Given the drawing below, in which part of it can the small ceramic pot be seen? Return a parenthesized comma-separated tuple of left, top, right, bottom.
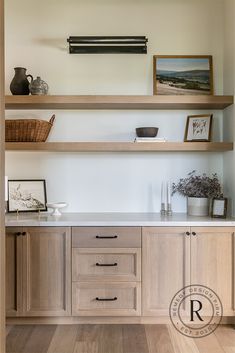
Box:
(29, 76, 49, 95)
(187, 197, 209, 216)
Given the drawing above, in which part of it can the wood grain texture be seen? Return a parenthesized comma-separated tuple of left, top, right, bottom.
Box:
(194, 333, 226, 353)
(76, 325, 123, 353)
(190, 227, 235, 316)
(5, 142, 234, 152)
(6, 325, 35, 353)
(0, 0, 5, 350)
(21, 325, 56, 353)
(72, 248, 141, 282)
(72, 227, 141, 248)
(145, 324, 175, 353)
(123, 325, 149, 353)
(167, 325, 200, 353)
(5, 326, 13, 337)
(215, 325, 235, 353)
(6, 324, 235, 353)
(22, 227, 71, 316)
(6, 228, 23, 317)
(47, 325, 78, 353)
(142, 227, 190, 316)
(5, 95, 234, 110)
(72, 282, 141, 316)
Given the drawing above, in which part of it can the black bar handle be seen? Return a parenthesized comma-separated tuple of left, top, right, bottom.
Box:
(96, 235, 118, 239)
(96, 263, 118, 267)
(96, 297, 117, 301)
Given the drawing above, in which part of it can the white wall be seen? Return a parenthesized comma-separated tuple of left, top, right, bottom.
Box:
(223, 0, 235, 215)
(5, 0, 225, 213)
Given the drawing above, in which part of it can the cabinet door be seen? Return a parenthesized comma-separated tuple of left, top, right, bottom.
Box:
(142, 227, 190, 316)
(22, 227, 71, 316)
(6, 228, 23, 317)
(191, 227, 235, 316)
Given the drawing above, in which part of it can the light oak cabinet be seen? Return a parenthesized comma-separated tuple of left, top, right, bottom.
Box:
(142, 227, 190, 316)
(143, 226, 235, 317)
(190, 227, 235, 316)
(6, 228, 23, 316)
(6, 227, 71, 317)
(72, 226, 141, 316)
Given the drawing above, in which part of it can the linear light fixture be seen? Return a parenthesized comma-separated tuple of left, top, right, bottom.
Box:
(67, 36, 148, 54)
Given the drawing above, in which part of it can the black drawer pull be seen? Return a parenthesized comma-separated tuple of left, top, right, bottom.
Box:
(96, 235, 118, 239)
(96, 297, 117, 301)
(96, 263, 118, 267)
(15, 232, 21, 236)
(22, 232, 26, 236)
(185, 232, 190, 236)
(192, 232, 197, 236)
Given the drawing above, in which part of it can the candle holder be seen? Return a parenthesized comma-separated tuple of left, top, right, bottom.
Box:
(161, 203, 167, 216)
(167, 203, 173, 216)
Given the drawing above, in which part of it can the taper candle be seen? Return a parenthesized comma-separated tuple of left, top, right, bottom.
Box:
(167, 181, 171, 205)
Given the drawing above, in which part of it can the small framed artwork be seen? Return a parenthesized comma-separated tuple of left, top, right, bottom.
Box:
(184, 114, 213, 142)
(153, 55, 213, 95)
(211, 198, 228, 219)
(8, 179, 47, 213)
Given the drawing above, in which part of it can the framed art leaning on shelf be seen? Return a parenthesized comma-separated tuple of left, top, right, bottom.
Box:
(153, 55, 214, 95)
(184, 114, 213, 142)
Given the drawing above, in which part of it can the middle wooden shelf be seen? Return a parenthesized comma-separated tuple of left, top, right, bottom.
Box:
(5, 142, 233, 152)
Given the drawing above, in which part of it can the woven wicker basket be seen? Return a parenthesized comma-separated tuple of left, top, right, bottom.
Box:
(5, 115, 55, 142)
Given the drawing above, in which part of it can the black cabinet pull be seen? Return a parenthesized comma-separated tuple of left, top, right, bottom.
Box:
(96, 235, 118, 239)
(192, 232, 197, 236)
(96, 297, 117, 301)
(186, 232, 190, 236)
(96, 263, 118, 267)
(15, 232, 21, 236)
(22, 232, 26, 236)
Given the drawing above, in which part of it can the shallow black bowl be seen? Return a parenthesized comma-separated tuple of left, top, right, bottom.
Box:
(136, 127, 159, 138)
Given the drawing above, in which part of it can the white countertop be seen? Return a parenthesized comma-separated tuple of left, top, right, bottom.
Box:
(5, 212, 235, 227)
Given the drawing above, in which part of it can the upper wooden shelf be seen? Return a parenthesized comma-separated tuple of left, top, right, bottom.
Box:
(5, 95, 234, 110)
(5, 142, 233, 152)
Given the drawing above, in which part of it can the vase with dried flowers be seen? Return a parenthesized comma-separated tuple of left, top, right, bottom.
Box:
(172, 171, 223, 216)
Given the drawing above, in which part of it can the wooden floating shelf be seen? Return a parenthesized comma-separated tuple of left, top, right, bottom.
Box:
(5, 95, 234, 110)
(5, 142, 233, 152)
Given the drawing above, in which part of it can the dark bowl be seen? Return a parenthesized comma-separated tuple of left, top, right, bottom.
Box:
(136, 127, 159, 138)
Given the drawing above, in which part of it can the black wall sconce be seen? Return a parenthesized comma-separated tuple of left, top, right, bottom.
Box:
(67, 36, 148, 54)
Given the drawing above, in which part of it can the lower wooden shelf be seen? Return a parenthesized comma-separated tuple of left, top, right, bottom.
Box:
(5, 142, 233, 152)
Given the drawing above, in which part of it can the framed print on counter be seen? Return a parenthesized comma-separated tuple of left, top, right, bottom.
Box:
(8, 179, 47, 213)
(211, 198, 228, 219)
(153, 55, 213, 95)
(184, 114, 213, 142)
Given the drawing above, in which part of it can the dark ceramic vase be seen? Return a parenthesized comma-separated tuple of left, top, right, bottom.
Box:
(10, 67, 33, 95)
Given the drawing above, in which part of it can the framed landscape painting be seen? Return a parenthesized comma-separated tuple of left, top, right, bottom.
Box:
(153, 55, 213, 95)
(8, 179, 47, 212)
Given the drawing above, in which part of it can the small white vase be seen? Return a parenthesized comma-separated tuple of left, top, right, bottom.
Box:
(187, 197, 209, 216)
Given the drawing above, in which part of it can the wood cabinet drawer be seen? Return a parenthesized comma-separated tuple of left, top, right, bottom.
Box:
(72, 248, 141, 282)
(72, 227, 141, 248)
(72, 282, 141, 316)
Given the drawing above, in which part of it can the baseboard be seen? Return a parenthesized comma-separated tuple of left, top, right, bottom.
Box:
(6, 316, 235, 325)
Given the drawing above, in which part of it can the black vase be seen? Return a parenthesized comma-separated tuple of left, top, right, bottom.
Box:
(10, 67, 33, 95)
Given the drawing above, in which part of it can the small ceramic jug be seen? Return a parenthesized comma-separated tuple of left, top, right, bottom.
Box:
(29, 76, 49, 95)
(10, 67, 33, 95)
